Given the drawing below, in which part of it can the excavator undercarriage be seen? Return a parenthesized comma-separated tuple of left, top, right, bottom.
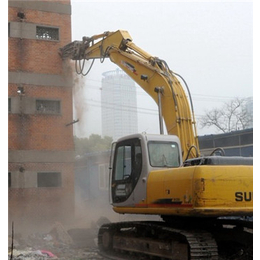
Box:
(98, 218, 252, 260)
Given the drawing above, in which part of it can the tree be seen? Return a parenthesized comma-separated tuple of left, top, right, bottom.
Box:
(74, 134, 113, 156)
(199, 98, 253, 133)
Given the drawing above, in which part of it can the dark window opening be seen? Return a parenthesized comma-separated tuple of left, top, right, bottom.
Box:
(8, 98, 11, 112)
(8, 23, 10, 37)
(36, 26, 59, 41)
(112, 138, 142, 203)
(36, 99, 61, 114)
(37, 172, 61, 187)
(8, 172, 11, 188)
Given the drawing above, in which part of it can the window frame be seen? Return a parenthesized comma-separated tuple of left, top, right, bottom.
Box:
(99, 164, 109, 190)
(36, 99, 61, 115)
(111, 138, 142, 203)
(8, 172, 11, 188)
(8, 98, 11, 113)
(36, 25, 59, 41)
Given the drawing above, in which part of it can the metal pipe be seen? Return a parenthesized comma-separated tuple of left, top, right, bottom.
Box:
(65, 119, 79, 126)
(154, 87, 164, 135)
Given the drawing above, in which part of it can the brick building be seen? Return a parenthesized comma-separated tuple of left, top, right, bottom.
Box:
(8, 0, 75, 233)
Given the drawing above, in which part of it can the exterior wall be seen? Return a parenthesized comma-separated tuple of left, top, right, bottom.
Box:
(8, 0, 75, 234)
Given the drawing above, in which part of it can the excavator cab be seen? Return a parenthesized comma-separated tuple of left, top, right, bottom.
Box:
(109, 133, 182, 206)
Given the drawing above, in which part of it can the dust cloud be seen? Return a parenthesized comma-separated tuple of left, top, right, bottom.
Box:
(8, 61, 159, 259)
(72, 71, 88, 138)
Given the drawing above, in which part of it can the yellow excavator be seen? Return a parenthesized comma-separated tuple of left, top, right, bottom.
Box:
(60, 30, 253, 259)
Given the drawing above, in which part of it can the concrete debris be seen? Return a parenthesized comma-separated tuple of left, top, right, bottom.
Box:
(49, 222, 74, 246)
(8, 218, 111, 260)
(67, 216, 111, 248)
(8, 249, 57, 260)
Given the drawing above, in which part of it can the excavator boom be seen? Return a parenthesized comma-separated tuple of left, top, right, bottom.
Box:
(60, 30, 199, 160)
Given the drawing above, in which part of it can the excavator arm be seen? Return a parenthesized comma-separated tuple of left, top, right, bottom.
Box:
(60, 30, 199, 160)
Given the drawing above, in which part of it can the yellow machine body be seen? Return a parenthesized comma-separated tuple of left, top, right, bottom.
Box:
(113, 165, 253, 217)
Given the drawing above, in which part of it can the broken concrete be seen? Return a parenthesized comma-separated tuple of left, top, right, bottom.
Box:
(8, 218, 111, 260)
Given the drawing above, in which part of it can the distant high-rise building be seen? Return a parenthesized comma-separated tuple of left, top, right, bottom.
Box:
(101, 69, 138, 140)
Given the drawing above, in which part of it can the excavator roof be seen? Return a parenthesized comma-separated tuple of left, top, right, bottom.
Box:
(114, 133, 181, 144)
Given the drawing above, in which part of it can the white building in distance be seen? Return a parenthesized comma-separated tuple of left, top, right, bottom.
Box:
(101, 69, 138, 140)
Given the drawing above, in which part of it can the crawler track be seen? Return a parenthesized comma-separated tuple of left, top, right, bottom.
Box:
(98, 221, 218, 259)
(98, 219, 253, 260)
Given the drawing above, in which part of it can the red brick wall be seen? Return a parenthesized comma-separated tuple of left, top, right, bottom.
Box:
(8, 84, 74, 151)
(8, 1, 73, 151)
(8, 162, 75, 232)
(8, 38, 68, 74)
(8, 0, 75, 233)
(8, 5, 71, 74)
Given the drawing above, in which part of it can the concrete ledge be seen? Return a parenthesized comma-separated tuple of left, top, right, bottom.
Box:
(9, 71, 73, 87)
(9, 21, 36, 39)
(8, 1, 71, 15)
(9, 150, 75, 163)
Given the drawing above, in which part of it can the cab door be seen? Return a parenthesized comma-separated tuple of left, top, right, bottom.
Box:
(111, 138, 142, 205)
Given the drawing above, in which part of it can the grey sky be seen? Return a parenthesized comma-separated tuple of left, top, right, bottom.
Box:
(70, 1, 253, 138)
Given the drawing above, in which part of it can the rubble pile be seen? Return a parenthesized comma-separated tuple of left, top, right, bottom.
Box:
(8, 220, 110, 260)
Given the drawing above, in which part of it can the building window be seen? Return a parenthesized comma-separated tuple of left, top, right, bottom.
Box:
(8, 23, 10, 37)
(8, 98, 11, 112)
(36, 26, 59, 41)
(36, 99, 61, 114)
(99, 164, 109, 190)
(8, 172, 11, 188)
(37, 172, 61, 187)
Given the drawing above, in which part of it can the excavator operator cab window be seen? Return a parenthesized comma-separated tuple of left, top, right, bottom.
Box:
(148, 141, 180, 167)
(112, 138, 142, 203)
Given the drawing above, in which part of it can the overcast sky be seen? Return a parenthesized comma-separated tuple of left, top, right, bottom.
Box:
(70, 0, 253, 138)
